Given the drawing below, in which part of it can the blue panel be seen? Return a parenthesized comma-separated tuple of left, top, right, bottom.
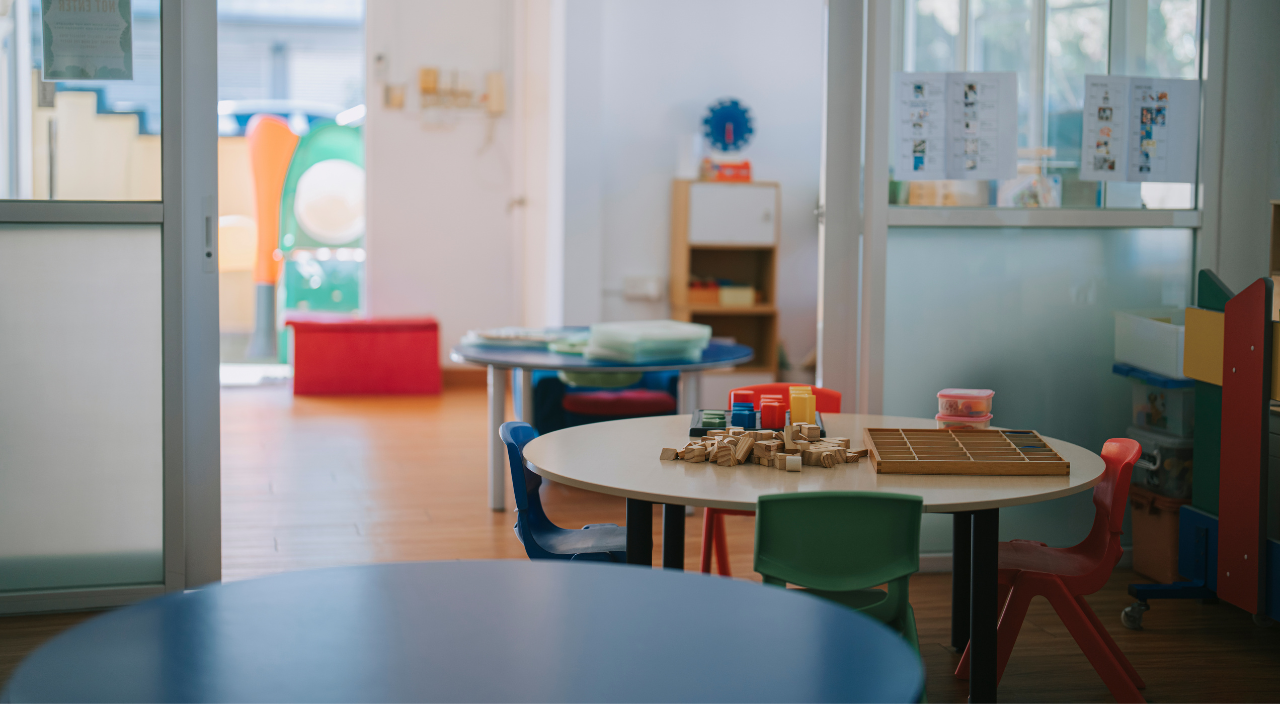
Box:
(1178, 505, 1219, 589)
(885, 227, 1194, 551)
(1269, 538, 1280, 619)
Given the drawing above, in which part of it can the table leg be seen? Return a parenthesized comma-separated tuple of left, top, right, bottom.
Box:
(515, 368, 535, 425)
(626, 499, 654, 566)
(951, 511, 972, 652)
(969, 508, 999, 703)
(679, 371, 702, 414)
(487, 365, 507, 512)
(662, 504, 686, 570)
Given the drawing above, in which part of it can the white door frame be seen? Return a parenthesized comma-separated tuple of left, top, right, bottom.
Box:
(0, 0, 219, 614)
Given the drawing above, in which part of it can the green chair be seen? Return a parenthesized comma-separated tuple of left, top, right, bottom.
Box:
(754, 491, 924, 654)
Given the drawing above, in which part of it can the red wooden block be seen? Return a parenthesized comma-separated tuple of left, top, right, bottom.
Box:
(1217, 278, 1271, 614)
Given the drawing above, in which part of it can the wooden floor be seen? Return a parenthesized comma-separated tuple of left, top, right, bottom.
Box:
(3, 384, 1279, 701)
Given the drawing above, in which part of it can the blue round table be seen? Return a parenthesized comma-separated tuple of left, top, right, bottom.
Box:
(3, 561, 924, 703)
(449, 340, 754, 516)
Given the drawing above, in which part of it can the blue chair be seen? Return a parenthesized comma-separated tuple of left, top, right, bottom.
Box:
(500, 421, 627, 562)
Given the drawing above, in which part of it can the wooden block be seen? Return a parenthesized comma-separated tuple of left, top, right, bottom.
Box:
(833, 447, 847, 463)
(725, 436, 740, 446)
(820, 451, 837, 468)
(707, 429, 727, 437)
(804, 425, 821, 440)
(827, 437, 850, 449)
(785, 455, 802, 472)
(795, 440, 811, 452)
(848, 448, 868, 462)
(782, 424, 798, 451)
(660, 448, 678, 461)
(729, 427, 744, 436)
(734, 436, 756, 462)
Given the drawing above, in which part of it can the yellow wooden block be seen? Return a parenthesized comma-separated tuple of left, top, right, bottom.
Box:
(1182, 307, 1223, 386)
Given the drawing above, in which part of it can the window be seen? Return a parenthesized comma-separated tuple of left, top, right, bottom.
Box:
(894, 0, 1201, 209)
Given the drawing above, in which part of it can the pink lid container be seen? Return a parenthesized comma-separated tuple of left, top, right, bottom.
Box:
(937, 388, 994, 417)
(936, 413, 993, 430)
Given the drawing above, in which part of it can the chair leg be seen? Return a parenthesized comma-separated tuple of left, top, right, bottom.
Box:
(955, 582, 1013, 680)
(699, 508, 715, 574)
(1043, 581, 1146, 703)
(713, 511, 732, 576)
(1077, 594, 1146, 690)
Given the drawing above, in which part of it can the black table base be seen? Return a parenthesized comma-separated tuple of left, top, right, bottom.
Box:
(625, 499, 687, 570)
(953, 509, 1000, 703)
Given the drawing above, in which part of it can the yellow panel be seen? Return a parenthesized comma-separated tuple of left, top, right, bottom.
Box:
(1273, 323, 1280, 402)
(1183, 307, 1223, 386)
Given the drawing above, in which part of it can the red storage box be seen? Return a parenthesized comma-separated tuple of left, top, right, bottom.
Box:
(286, 315, 441, 395)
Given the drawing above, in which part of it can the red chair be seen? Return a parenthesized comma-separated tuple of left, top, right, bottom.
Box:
(955, 438, 1146, 703)
(699, 384, 842, 576)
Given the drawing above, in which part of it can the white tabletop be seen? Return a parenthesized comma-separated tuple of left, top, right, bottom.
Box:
(522, 414, 1106, 513)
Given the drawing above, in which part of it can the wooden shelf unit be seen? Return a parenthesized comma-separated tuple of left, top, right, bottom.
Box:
(670, 180, 780, 377)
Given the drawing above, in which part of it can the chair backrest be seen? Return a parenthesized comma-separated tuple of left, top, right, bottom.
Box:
(499, 421, 544, 515)
(1095, 438, 1141, 535)
(727, 383, 842, 413)
(755, 491, 923, 592)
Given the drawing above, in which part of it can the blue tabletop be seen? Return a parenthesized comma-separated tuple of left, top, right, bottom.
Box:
(4, 561, 923, 703)
(450, 341, 754, 372)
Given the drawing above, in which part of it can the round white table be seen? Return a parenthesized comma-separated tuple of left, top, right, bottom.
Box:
(521, 412, 1108, 703)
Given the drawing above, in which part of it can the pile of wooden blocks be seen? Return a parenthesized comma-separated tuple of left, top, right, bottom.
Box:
(659, 422, 868, 472)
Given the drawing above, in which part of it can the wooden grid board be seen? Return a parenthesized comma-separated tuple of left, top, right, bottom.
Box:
(863, 428, 1070, 475)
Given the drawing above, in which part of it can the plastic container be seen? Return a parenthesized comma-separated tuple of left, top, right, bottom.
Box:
(1114, 307, 1186, 378)
(1112, 363, 1195, 438)
(1127, 425, 1194, 499)
(584, 320, 711, 363)
(1129, 484, 1190, 584)
(937, 388, 994, 417)
(936, 413, 992, 430)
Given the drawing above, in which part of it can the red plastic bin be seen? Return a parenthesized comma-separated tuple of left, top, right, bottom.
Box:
(286, 315, 441, 396)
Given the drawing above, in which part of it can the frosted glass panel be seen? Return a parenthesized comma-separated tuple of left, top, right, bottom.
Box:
(884, 226, 1193, 552)
(0, 224, 163, 592)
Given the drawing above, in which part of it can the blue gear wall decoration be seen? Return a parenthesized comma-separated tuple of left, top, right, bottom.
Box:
(702, 98, 754, 152)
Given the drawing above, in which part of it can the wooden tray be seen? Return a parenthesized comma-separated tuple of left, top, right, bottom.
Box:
(863, 428, 1070, 475)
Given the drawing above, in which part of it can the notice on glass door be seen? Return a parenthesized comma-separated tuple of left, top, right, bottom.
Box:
(894, 72, 1017, 181)
(1079, 75, 1199, 183)
(944, 72, 1018, 180)
(41, 0, 133, 81)
(894, 73, 948, 180)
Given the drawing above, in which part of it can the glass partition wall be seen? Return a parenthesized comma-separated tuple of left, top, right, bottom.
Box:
(894, 0, 1201, 209)
(0, 0, 217, 613)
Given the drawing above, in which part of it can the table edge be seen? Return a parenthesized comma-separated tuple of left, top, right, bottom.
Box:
(449, 347, 755, 373)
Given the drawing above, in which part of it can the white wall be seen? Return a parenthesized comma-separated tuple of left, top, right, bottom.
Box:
(365, 0, 520, 364)
(563, 0, 826, 362)
(1211, 0, 1280, 292)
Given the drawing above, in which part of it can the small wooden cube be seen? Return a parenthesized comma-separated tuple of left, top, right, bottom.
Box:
(707, 429, 727, 437)
(804, 425, 821, 440)
(795, 440, 811, 452)
(827, 437, 851, 449)
(785, 455, 802, 472)
(820, 451, 837, 468)
(660, 448, 678, 461)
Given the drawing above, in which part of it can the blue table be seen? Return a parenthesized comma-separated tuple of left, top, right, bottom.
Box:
(450, 341, 754, 513)
(3, 561, 924, 704)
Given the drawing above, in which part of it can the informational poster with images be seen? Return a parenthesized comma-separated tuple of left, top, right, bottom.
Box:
(42, 0, 133, 81)
(1079, 75, 1199, 183)
(894, 72, 1017, 181)
(944, 72, 1018, 180)
(894, 73, 948, 180)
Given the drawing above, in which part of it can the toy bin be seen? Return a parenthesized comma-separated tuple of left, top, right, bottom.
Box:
(1113, 363, 1195, 437)
(936, 413, 992, 430)
(286, 315, 441, 395)
(1126, 425, 1193, 499)
(937, 388, 994, 417)
(1129, 484, 1190, 584)
(1114, 307, 1186, 378)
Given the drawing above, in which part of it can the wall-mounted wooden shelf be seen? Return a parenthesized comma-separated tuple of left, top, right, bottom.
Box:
(670, 180, 780, 379)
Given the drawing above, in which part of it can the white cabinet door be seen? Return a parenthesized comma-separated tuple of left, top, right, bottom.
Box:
(688, 184, 777, 246)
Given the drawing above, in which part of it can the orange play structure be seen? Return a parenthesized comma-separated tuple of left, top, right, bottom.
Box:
(246, 116, 299, 285)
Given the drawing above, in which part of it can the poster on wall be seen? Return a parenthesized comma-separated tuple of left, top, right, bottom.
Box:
(894, 72, 1017, 181)
(1079, 75, 1199, 183)
(41, 0, 133, 81)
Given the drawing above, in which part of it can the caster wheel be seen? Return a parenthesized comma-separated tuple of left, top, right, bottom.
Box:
(1252, 614, 1275, 628)
(1121, 602, 1147, 630)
